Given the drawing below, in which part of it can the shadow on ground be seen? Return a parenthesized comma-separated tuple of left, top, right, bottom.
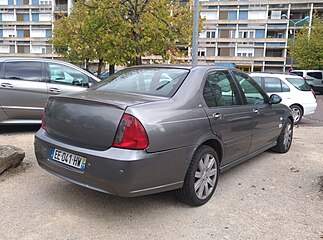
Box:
(0, 125, 40, 134)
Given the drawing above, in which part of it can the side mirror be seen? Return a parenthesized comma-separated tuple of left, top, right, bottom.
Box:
(88, 82, 94, 88)
(269, 94, 282, 104)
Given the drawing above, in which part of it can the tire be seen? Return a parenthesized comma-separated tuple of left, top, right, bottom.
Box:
(290, 105, 303, 124)
(271, 118, 293, 153)
(176, 145, 220, 206)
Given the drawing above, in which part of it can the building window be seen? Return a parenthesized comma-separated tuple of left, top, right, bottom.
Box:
(206, 31, 216, 39)
(238, 30, 255, 39)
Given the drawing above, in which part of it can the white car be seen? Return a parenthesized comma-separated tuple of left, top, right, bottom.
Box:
(249, 73, 317, 124)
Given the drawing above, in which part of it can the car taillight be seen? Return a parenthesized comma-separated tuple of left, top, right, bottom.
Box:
(113, 113, 149, 150)
(310, 88, 316, 98)
(41, 112, 46, 129)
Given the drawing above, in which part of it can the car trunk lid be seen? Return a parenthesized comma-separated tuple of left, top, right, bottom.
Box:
(44, 90, 165, 150)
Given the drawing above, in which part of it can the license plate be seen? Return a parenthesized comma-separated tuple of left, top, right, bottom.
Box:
(50, 148, 87, 170)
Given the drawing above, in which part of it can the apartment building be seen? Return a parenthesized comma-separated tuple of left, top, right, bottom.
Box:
(0, 0, 74, 57)
(198, 0, 323, 72)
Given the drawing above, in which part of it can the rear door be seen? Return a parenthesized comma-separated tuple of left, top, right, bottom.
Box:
(45, 62, 91, 96)
(306, 71, 323, 89)
(232, 71, 282, 153)
(260, 76, 292, 106)
(0, 60, 47, 120)
(202, 70, 253, 166)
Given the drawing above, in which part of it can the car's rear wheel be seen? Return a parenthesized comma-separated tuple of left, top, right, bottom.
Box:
(290, 105, 303, 124)
(176, 145, 219, 206)
(271, 118, 293, 153)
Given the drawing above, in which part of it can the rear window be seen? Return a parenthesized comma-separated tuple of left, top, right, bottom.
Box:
(291, 71, 303, 77)
(93, 68, 189, 97)
(307, 72, 322, 79)
(286, 78, 311, 91)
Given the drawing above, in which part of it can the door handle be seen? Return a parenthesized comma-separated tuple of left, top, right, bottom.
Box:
(253, 108, 259, 114)
(49, 88, 61, 94)
(1, 83, 13, 88)
(212, 113, 222, 119)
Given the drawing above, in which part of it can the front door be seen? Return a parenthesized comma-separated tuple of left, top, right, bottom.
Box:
(232, 71, 282, 153)
(202, 70, 253, 166)
(45, 62, 90, 97)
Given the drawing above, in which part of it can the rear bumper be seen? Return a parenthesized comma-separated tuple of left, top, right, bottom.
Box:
(302, 102, 317, 116)
(34, 129, 194, 197)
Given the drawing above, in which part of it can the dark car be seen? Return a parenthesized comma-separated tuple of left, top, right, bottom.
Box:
(0, 58, 100, 125)
(34, 65, 293, 206)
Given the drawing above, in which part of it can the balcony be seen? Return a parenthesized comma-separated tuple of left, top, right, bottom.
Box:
(54, 4, 67, 12)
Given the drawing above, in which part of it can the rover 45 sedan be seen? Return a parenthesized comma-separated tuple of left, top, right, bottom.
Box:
(35, 66, 293, 206)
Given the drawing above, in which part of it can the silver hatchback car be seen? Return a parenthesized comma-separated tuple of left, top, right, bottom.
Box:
(0, 58, 100, 125)
(35, 66, 293, 206)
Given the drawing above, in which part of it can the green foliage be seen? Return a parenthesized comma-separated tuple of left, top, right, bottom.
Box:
(51, 0, 194, 69)
(289, 13, 323, 69)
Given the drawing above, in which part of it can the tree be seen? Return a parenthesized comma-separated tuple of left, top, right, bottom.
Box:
(51, 0, 194, 72)
(289, 13, 323, 69)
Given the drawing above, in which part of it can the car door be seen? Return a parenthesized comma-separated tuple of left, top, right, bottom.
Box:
(253, 76, 292, 106)
(202, 70, 253, 166)
(45, 62, 91, 96)
(232, 71, 282, 153)
(0, 60, 48, 120)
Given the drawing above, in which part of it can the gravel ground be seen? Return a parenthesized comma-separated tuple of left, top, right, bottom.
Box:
(0, 124, 322, 240)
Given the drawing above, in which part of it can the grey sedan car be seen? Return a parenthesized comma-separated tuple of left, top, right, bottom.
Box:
(35, 66, 293, 206)
(0, 58, 100, 125)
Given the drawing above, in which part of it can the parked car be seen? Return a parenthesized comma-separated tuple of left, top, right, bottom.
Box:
(99, 69, 110, 80)
(290, 70, 323, 94)
(250, 73, 317, 124)
(35, 66, 293, 206)
(0, 58, 100, 125)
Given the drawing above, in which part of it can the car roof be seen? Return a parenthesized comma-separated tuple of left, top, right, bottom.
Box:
(291, 70, 323, 72)
(250, 72, 303, 79)
(126, 64, 239, 71)
(0, 57, 73, 65)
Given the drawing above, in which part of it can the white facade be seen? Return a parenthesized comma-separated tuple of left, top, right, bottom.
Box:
(201, 11, 218, 20)
(248, 11, 267, 20)
(30, 30, 46, 38)
(0, 0, 8, 5)
(39, 13, 51, 21)
(0, 46, 10, 53)
(2, 13, 15, 21)
(3, 29, 15, 37)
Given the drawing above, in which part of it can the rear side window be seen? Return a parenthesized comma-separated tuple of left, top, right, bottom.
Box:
(93, 68, 189, 97)
(48, 63, 89, 87)
(263, 77, 290, 93)
(286, 78, 311, 91)
(251, 76, 262, 86)
(307, 72, 322, 79)
(4, 61, 42, 81)
(291, 71, 303, 77)
(203, 71, 241, 107)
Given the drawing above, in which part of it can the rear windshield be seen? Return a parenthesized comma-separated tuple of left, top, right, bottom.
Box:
(286, 78, 311, 91)
(291, 71, 303, 77)
(92, 68, 189, 97)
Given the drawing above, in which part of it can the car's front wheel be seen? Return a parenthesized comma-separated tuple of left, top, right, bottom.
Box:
(176, 145, 220, 206)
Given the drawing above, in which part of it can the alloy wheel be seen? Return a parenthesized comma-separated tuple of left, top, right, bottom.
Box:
(194, 153, 217, 200)
(291, 107, 301, 123)
(283, 122, 292, 150)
